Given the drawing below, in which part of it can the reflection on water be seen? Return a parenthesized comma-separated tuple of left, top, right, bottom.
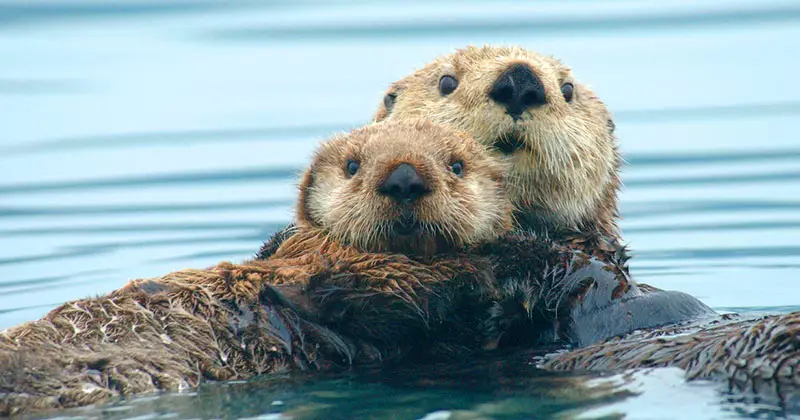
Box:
(48, 353, 759, 420)
(1, 1, 798, 418)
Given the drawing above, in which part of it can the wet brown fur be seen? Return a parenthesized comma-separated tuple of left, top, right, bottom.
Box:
(0, 242, 500, 416)
(543, 311, 800, 402)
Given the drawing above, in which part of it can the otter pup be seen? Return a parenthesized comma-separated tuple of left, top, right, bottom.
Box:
(294, 118, 510, 257)
(0, 120, 511, 416)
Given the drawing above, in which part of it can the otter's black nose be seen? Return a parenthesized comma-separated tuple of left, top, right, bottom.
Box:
(379, 163, 429, 203)
(489, 63, 546, 119)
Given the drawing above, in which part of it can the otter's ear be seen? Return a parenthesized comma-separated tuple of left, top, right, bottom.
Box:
(373, 83, 404, 122)
(607, 118, 616, 134)
(295, 168, 317, 228)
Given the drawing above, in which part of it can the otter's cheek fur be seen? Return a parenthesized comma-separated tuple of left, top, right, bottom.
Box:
(460, 178, 511, 244)
(505, 131, 615, 228)
(325, 189, 387, 250)
(422, 108, 616, 232)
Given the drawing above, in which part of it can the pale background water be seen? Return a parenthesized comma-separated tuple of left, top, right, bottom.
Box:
(1, 1, 799, 418)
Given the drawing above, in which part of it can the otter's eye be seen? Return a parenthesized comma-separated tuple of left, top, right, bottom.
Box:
(383, 92, 397, 112)
(346, 160, 360, 177)
(561, 83, 574, 103)
(450, 161, 464, 177)
(439, 75, 458, 96)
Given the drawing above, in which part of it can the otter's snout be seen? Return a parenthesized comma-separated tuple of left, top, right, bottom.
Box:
(379, 163, 429, 203)
(489, 63, 546, 119)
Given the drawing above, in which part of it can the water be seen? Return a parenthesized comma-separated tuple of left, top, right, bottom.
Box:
(1, 1, 799, 418)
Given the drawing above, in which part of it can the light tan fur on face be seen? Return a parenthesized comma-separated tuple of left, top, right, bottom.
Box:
(375, 45, 621, 236)
(297, 120, 512, 256)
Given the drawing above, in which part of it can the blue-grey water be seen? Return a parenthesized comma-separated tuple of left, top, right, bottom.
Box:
(1, 1, 799, 418)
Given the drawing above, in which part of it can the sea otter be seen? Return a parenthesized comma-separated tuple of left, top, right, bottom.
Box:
(367, 46, 797, 403)
(0, 120, 515, 415)
(375, 45, 619, 237)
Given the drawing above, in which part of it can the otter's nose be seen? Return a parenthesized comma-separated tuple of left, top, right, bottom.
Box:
(379, 163, 429, 203)
(489, 63, 546, 119)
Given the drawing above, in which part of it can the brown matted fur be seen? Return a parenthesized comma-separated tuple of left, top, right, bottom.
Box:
(375, 45, 621, 237)
(543, 311, 800, 402)
(0, 248, 496, 416)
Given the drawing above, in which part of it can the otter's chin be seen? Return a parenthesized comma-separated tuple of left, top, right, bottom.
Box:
(384, 219, 459, 257)
(492, 133, 530, 156)
(392, 236, 455, 258)
(391, 216, 421, 236)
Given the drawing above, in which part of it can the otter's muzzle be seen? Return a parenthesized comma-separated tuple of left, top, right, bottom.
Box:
(379, 163, 429, 204)
(489, 63, 546, 120)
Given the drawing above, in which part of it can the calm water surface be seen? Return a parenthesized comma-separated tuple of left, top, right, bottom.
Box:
(1, 1, 799, 418)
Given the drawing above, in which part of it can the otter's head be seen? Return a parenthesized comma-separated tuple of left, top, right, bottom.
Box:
(297, 120, 511, 256)
(375, 45, 620, 236)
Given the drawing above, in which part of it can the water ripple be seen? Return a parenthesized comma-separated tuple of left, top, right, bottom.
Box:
(0, 302, 60, 316)
(623, 199, 800, 219)
(0, 78, 88, 95)
(0, 269, 111, 290)
(154, 248, 259, 263)
(0, 166, 300, 195)
(0, 247, 112, 266)
(617, 100, 800, 124)
(626, 220, 800, 233)
(626, 147, 800, 167)
(1, 124, 352, 157)
(0, 2, 232, 28)
(66, 234, 264, 254)
(715, 305, 800, 313)
(0, 270, 115, 297)
(0, 221, 286, 236)
(624, 169, 800, 188)
(208, 4, 800, 41)
(0, 199, 293, 218)
(638, 245, 800, 261)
